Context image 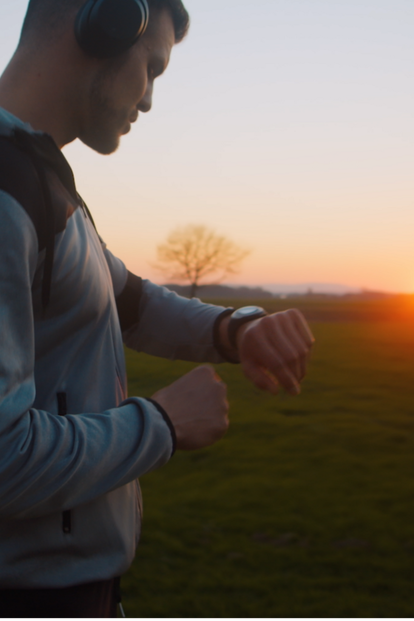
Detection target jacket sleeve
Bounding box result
[103,247,231,363]
[0,191,174,520]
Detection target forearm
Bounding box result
[0,398,174,520]
[123,280,230,362]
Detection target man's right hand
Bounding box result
[151,365,229,451]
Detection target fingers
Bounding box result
[238,309,314,396]
[161,365,229,451]
[275,312,310,381]
[196,366,229,432]
[260,315,308,389]
[289,308,315,348]
[242,337,300,395]
[267,317,303,382]
[242,360,279,395]
[197,366,229,399]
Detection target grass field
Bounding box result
[121,296,414,618]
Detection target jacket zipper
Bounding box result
[57,392,72,534]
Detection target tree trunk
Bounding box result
[190,282,198,298]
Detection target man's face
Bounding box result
[79,8,175,155]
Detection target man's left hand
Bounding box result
[220,309,315,396]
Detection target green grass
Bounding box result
[121,299,414,617]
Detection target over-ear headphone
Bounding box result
[75,0,149,58]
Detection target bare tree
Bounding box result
[154,224,250,298]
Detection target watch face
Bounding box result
[228,306,267,350]
[233,306,265,319]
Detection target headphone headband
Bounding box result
[75,0,149,58]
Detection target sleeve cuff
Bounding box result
[213,308,239,364]
[145,398,177,456]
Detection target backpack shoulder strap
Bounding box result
[0,130,57,309]
[0,133,49,251]
[0,128,98,311]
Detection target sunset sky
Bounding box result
[1,0,413,292]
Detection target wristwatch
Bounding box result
[228,306,267,349]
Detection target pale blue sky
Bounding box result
[0,1,413,291]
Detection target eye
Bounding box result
[148,60,165,81]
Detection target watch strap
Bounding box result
[228,307,267,350]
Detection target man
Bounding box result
[0,0,314,616]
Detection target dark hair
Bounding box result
[148,0,189,42]
[20,0,189,45]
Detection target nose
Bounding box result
[138,81,153,113]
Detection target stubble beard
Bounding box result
[79,69,130,155]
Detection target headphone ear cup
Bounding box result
[75,0,95,53]
[75,0,149,58]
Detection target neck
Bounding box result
[0,42,86,149]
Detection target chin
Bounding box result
[79,130,121,156]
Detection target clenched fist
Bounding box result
[151,365,229,451]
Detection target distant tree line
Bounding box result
[163,283,273,300]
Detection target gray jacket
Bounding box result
[0,108,226,588]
